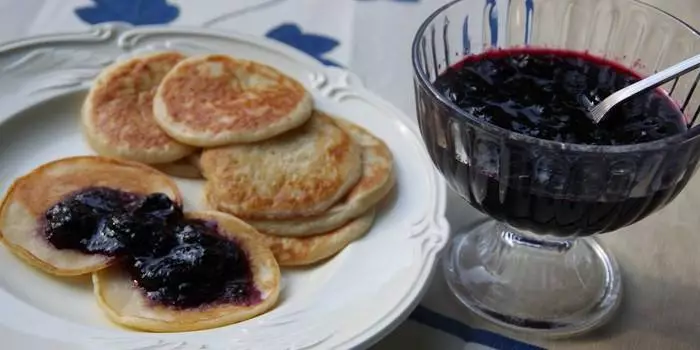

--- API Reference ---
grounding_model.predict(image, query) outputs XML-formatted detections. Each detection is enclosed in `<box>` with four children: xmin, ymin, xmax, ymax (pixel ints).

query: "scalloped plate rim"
<box><xmin>0</xmin><ymin>23</ymin><xmax>451</xmax><ymax>350</ymax></box>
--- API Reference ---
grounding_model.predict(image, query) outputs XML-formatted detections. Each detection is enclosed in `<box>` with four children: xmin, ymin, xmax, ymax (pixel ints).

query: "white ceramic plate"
<box><xmin>0</xmin><ymin>23</ymin><xmax>449</xmax><ymax>350</ymax></box>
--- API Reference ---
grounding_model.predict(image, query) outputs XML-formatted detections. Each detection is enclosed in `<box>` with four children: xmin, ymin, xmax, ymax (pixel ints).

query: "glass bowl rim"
<box><xmin>411</xmin><ymin>0</ymin><xmax>700</xmax><ymax>154</ymax></box>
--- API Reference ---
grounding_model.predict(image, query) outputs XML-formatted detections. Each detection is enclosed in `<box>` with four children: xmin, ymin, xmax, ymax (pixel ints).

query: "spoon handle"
<box><xmin>590</xmin><ymin>53</ymin><xmax>700</xmax><ymax>124</ymax></box>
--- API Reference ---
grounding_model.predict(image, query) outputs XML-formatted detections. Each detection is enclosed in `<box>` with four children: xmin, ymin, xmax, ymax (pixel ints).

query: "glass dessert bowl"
<box><xmin>412</xmin><ymin>0</ymin><xmax>700</xmax><ymax>337</ymax></box>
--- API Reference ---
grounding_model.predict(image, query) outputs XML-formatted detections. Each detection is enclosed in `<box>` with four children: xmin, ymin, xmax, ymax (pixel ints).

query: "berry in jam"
<box><xmin>42</xmin><ymin>187</ymin><xmax>260</xmax><ymax>308</ymax></box>
<box><xmin>428</xmin><ymin>48</ymin><xmax>690</xmax><ymax>236</ymax></box>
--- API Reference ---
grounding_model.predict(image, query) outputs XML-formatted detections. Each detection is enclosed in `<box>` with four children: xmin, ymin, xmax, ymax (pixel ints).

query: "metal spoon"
<box><xmin>589</xmin><ymin>53</ymin><xmax>700</xmax><ymax>124</ymax></box>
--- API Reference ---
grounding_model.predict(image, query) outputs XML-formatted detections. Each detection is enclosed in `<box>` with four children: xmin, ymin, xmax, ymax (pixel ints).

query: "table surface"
<box><xmin>2</xmin><ymin>0</ymin><xmax>700</xmax><ymax>349</ymax></box>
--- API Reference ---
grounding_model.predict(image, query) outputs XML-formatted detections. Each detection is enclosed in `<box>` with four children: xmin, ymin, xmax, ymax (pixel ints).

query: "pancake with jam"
<box><xmin>153</xmin><ymin>54</ymin><xmax>313</xmax><ymax>147</ymax></box>
<box><xmin>247</xmin><ymin>118</ymin><xmax>394</xmax><ymax>236</ymax></box>
<box><xmin>93</xmin><ymin>211</ymin><xmax>280</xmax><ymax>332</ymax></box>
<box><xmin>201</xmin><ymin>111</ymin><xmax>363</xmax><ymax>219</ymax></box>
<box><xmin>82</xmin><ymin>52</ymin><xmax>195</xmax><ymax>164</ymax></box>
<box><xmin>0</xmin><ymin>156</ymin><xmax>182</xmax><ymax>276</ymax></box>
<box><xmin>254</xmin><ymin>208</ymin><xmax>376</xmax><ymax>266</ymax></box>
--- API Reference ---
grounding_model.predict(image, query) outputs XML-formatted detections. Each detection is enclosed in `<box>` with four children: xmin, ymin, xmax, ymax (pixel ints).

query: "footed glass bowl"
<box><xmin>412</xmin><ymin>0</ymin><xmax>700</xmax><ymax>337</ymax></box>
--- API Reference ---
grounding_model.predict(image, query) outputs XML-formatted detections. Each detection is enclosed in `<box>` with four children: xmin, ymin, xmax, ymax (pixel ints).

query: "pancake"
<box><xmin>201</xmin><ymin>111</ymin><xmax>363</xmax><ymax>219</ymax></box>
<box><xmin>93</xmin><ymin>211</ymin><xmax>280</xmax><ymax>332</ymax></box>
<box><xmin>82</xmin><ymin>52</ymin><xmax>195</xmax><ymax>164</ymax></box>
<box><xmin>255</xmin><ymin>208</ymin><xmax>375</xmax><ymax>266</ymax></box>
<box><xmin>153</xmin><ymin>153</ymin><xmax>203</xmax><ymax>179</ymax></box>
<box><xmin>153</xmin><ymin>54</ymin><xmax>313</xmax><ymax>147</ymax></box>
<box><xmin>248</xmin><ymin>118</ymin><xmax>394</xmax><ymax>236</ymax></box>
<box><xmin>0</xmin><ymin>156</ymin><xmax>182</xmax><ymax>276</ymax></box>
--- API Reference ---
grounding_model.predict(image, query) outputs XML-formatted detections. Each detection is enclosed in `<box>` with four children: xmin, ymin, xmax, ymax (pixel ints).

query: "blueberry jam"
<box><xmin>435</xmin><ymin>48</ymin><xmax>687</xmax><ymax>145</ymax></box>
<box><xmin>44</xmin><ymin>187</ymin><xmax>141</xmax><ymax>254</ymax></box>
<box><xmin>425</xmin><ymin>49</ymin><xmax>693</xmax><ymax>237</ymax></box>
<box><xmin>43</xmin><ymin>187</ymin><xmax>260</xmax><ymax>308</ymax></box>
<box><xmin>129</xmin><ymin>219</ymin><xmax>260</xmax><ymax>308</ymax></box>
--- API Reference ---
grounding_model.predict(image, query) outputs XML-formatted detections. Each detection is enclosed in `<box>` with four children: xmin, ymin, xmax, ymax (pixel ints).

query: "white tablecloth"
<box><xmin>2</xmin><ymin>0</ymin><xmax>700</xmax><ymax>349</ymax></box>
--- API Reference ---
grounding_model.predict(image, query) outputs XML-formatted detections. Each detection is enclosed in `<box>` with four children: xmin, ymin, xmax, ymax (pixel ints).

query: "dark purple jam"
<box><xmin>427</xmin><ymin>48</ymin><xmax>692</xmax><ymax>237</ymax></box>
<box><xmin>129</xmin><ymin>219</ymin><xmax>261</xmax><ymax>308</ymax></box>
<box><xmin>42</xmin><ymin>187</ymin><xmax>260</xmax><ymax>308</ymax></box>
<box><xmin>435</xmin><ymin>48</ymin><xmax>687</xmax><ymax>145</ymax></box>
<box><xmin>43</xmin><ymin>187</ymin><xmax>140</xmax><ymax>253</ymax></box>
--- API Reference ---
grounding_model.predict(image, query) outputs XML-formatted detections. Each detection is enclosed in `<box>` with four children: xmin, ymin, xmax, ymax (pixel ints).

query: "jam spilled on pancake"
<box><xmin>129</xmin><ymin>219</ymin><xmax>261</xmax><ymax>308</ymax></box>
<box><xmin>44</xmin><ymin>187</ymin><xmax>141</xmax><ymax>253</ymax></box>
<box><xmin>435</xmin><ymin>48</ymin><xmax>687</xmax><ymax>145</ymax></box>
<box><xmin>43</xmin><ymin>187</ymin><xmax>260</xmax><ymax>308</ymax></box>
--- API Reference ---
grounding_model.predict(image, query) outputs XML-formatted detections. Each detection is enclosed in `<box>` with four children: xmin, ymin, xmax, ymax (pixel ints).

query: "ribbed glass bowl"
<box><xmin>412</xmin><ymin>0</ymin><xmax>700</xmax><ymax>337</ymax></box>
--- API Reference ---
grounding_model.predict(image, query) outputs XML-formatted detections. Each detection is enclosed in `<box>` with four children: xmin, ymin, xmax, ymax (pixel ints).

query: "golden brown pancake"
<box><xmin>254</xmin><ymin>208</ymin><xmax>376</xmax><ymax>266</ymax></box>
<box><xmin>93</xmin><ymin>211</ymin><xmax>280</xmax><ymax>332</ymax></box>
<box><xmin>82</xmin><ymin>52</ymin><xmax>195</xmax><ymax>164</ymax></box>
<box><xmin>0</xmin><ymin>156</ymin><xmax>182</xmax><ymax>276</ymax></box>
<box><xmin>153</xmin><ymin>152</ymin><xmax>203</xmax><ymax>179</ymax></box>
<box><xmin>153</xmin><ymin>54</ymin><xmax>313</xmax><ymax>147</ymax></box>
<box><xmin>248</xmin><ymin>118</ymin><xmax>394</xmax><ymax>236</ymax></box>
<box><xmin>201</xmin><ymin>111</ymin><xmax>363</xmax><ymax>219</ymax></box>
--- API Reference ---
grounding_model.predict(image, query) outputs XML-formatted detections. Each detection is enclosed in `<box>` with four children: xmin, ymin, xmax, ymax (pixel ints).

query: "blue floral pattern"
<box><xmin>266</xmin><ymin>23</ymin><xmax>341</xmax><ymax>67</ymax></box>
<box><xmin>75</xmin><ymin>0</ymin><xmax>179</xmax><ymax>25</ymax></box>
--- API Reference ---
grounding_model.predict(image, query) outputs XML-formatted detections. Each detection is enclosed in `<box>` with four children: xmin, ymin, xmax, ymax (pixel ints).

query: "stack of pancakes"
<box><xmin>81</xmin><ymin>51</ymin><xmax>395</xmax><ymax>266</ymax></box>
